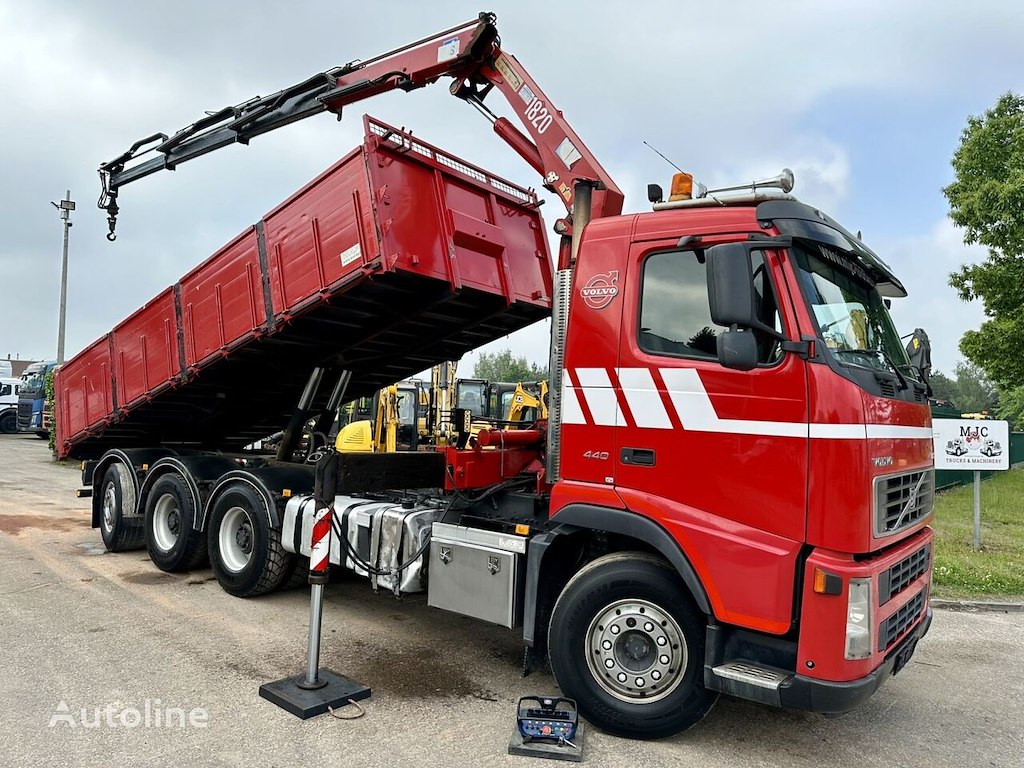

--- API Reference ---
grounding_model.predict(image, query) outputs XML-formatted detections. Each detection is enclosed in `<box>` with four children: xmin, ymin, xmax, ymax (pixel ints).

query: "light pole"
<box><xmin>51</xmin><ymin>191</ymin><xmax>75</xmax><ymax>364</ymax></box>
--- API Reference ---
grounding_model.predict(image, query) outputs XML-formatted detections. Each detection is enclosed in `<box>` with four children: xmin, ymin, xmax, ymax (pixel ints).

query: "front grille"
<box><xmin>16</xmin><ymin>401</ymin><xmax>32</xmax><ymax>430</ymax></box>
<box><xmin>878</xmin><ymin>543</ymin><xmax>932</xmax><ymax>605</ymax></box>
<box><xmin>878</xmin><ymin>590</ymin><xmax>925</xmax><ymax>653</ymax></box>
<box><xmin>874</xmin><ymin>469</ymin><xmax>935</xmax><ymax>537</ymax></box>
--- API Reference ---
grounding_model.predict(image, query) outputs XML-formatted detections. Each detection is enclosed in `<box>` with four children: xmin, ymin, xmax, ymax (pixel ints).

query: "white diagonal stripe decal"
<box><xmin>575</xmin><ymin>368</ymin><xmax>622</xmax><ymax>427</ymax></box>
<box><xmin>616</xmin><ymin>367</ymin><xmax>671</xmax><ymax>429</ymax></box>
<box><xmin>562</xmin><ymin>366</ymin><xmax>933</xmax><ymax>441</ymax></box>
<box><xmin>660</xmin><ymin>368</ymin><xmax>807</xmax><ymax>438</ymax></box>
<box><xmin>560</xmin><ymin>375</ymin><xmax>586</xmax><ymax>425</ymax></box>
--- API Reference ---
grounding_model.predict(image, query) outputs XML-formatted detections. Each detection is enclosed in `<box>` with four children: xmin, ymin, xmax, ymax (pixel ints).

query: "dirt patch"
<box><xmin>119</xmin><ymin>570</ymin><xmax>179</xmax><ymax>585</ymax></box>
<box><xmin>0</xmin><ymin>514</ymin><xmax>88</xmax><ymax>535</ymax></box>
<box><xmin>186</xmin><ymin>576</ymin><xmax>218</xmax><ymax>586</ymax></box>
<box><xmin>339</xmin><ymin>639</ymin><xmax>501</xmax><ymax>701</ymax></box>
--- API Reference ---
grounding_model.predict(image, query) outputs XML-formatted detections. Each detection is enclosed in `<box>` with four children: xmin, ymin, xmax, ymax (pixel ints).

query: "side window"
<box><xmin>638</xmin><ymin>249</ymin><xmax>783</xmax><ymax>365</ymax></box>
<box><xmin>0</xmin><ymin>384</ymin><xmax>9</xmax><ymax>396</ymax></box>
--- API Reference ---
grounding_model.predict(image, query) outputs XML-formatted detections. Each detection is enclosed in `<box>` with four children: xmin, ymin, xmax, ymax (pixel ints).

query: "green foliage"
<box><xmin>45</xmin><ymin>369</ymin><xmax>55</xmax><ymax>454</ymax></box>
<box><xmin>944</xmin><ymin>93</ymin><xmax>1024</xmax><ymax>256</ymax></box>
<box><xmin>997</xmin><ymin>385</ymin><xmax>1024</xmax><ymax>431</ymax></box>
<box><xmin>929</xmin><ymin>361</ymin><xmax>999</xmax><ymax>413</ymax></box>
<box><xmin>931</xmin><ymin>469</ymin><xmax>1024</xmax><ymax>598</ymax></box>
<box><xmin>473</xmin><ymin>349</ymin><xmax>546</xmax><ymax>383</ymax></box>
<box><xmin>944</xmin><ymin>93</ymin><xmax>1024</xmax><ymax>390</ymax></box>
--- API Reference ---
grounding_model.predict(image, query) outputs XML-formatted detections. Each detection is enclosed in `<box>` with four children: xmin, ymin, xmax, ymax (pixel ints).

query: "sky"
<box><xmin>1</xmin><ymin>0</ymin><xmax>1021</xmax><ymax>379</ymax></box>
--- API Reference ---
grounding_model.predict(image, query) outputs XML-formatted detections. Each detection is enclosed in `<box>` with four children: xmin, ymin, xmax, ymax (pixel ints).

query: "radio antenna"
<box><xmin>643</xmin><ymin>141</ymin><xmax>684</xmax><ymax>173</ymax></box>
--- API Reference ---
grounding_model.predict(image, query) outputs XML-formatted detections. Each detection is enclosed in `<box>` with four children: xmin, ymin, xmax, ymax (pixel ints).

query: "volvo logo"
<box><xmin>580</xmin><ymin>270</ymin><xmax>620</xmax><ymax>310</ymax></box>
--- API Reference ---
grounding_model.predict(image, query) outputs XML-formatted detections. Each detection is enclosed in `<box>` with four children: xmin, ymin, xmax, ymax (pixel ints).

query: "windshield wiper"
<box><xmin>835</xmin><ymin>348</ymin><xmax>909</xmax><ymax>390</ymax></box>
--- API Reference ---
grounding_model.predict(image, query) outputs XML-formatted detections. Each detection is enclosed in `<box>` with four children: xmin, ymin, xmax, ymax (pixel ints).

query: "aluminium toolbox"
<box><xmin>427</xmin><ymin>522</ymin><xmax>528</xmax><ymax>628</ymax></box>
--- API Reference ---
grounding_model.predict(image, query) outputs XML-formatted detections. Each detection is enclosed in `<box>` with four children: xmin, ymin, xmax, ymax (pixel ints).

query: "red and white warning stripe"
<box><xmin>310</xmin><ymin>507</ymin><xmax>332</xmax><ymax>573</ymax></box>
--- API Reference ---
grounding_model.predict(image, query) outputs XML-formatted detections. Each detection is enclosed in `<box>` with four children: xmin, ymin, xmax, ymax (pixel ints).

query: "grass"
<box><xmin>931</xmin><ymin>468</ymin><xmax>1024</xmax><ymax>599</ymax></box>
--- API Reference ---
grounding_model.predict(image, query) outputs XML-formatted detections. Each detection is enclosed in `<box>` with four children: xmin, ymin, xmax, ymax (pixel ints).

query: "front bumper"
<box><xmin>779</xmin><ymin>606</ymin><xmax>932</xmax><ymax>713</ymax></box>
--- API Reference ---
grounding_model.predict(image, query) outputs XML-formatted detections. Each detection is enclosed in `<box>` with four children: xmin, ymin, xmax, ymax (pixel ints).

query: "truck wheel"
<box><xmin>0</xmin><ymin>412</ymin><xmax>16</xmax><ymax>434</ymax></box>
<box><xmin>207</xmin><ymin>484</ymin><xmax>293</xmax><ymax>597</ymax></box>
<box><xmin>548</xmin><ymin>552</ymin><xmax>717</xmax><ymax>739</ymax></box>
<box><xmin>98</xmin><ymin>464</ymin><xmax>145</xmax><ymax>552</ymax></box>
<box><xmin>144</xmin><ymin>474</ymin><xmax>208</xmax><ymax>572</ymax></box>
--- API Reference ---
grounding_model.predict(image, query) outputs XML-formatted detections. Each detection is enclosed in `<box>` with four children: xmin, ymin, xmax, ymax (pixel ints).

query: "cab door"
<box><xmin>612</xmin><ymin>239</ymin><xmax>809</xmax><ymax>631</ymax></box>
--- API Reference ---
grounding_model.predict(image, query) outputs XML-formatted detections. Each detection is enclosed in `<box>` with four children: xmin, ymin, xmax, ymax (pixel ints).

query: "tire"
<box><xmin>0</xmin><ymin>412</ymin><xmax>16</xmax><ymax>434</ymax></box>
<box><xmin>98</xmin><ymin>464</ymin><xmax>145</xmax><ymax>552</ymax></box>
<box><xmin>144</xmin><ymin>473</ymin><xmax>208</xmax><ymax>572</ymax></box>
<box><xmin>207</xmin><ymin>484</ymin><xmax>294</xmax><ymax>597</ymax></box>
<box><xmin>548</xmin><ymin>552</ymin><xmax>717</xmax><ymax>739</ymax></box>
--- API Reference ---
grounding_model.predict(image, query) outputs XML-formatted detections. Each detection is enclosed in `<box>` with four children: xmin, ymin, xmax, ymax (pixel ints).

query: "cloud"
<box><xmin>881</xmin><ymin>218</ymin><xmax>988</xmax><ymax>374</ymax></box>
<box><xmin>2</xmin><ymin>0</ymin><xmax>1021</xmax><ymax>372</ymax></box>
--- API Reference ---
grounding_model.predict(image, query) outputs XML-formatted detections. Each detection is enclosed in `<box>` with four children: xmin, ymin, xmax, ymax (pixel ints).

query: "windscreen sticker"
<box><xmin>494</xmin><ymin>54</ymin><xmax>523</xmax><ymax>91</ymax></box>
<box><xmin>340</xmin><ymin>243</ymin><xmax>362</xmax><ymax>267</ymax></box>
<box><xmin>517</xmin><ymin>83</ymin><xmax>536</xmax><ymax>105</ymax></box>
<box><xmin>437</xmin><ymin>38</ymin><xmax>460</xmax><ymax>62</ymax></box>
<box><xmin>556</xmin><ymin>137</ymin><xmax>582</xmax><ymax>169</ymax></box>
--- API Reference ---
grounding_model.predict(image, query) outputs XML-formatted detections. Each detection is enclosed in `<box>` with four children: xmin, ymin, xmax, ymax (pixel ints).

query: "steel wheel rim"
<box><xmin>152</xmin><ymin>493</ymin><xmax>181</xmax><ymax>552</ymax></box>
<box><xmin>585</xmin><ymin>598</ymin><xmax>687</xmax><ymax>703</ymax></box>
<box><xmin>219</xmin><ymin>506</ymin><xmax>254</xmax><ymax>573</ymax></box>
<box><xmin>101</xmin><ymin>482</ymin><xmax>117</xmax><ymax>533</ymax></box>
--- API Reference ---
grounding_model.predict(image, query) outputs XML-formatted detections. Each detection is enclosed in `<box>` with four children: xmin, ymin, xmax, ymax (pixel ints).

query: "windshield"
<box><xmin>20</xmin><ymin>372</ymin><xmax>45</xmax><ymax>394</ymax></box>
<box><xmin>397</xmin><ymin>389</ymin><xmax>417</xmax><ymax>425</ymax></box>
<box><xmin>456</xmin><ymin>382</ymin><xmax>486</xmax><ymax>417</ymax></box>
<box><xmin>793</xmin><ymin>244</ymin><xmax>915</xmax><ymax>380</ymax></box>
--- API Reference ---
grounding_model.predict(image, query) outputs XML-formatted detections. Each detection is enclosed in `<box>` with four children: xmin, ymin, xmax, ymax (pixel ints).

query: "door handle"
<box><xmin>620</xmin><ymin>447</ymin><xmax>656</xmax><ymax>466</ymax></box>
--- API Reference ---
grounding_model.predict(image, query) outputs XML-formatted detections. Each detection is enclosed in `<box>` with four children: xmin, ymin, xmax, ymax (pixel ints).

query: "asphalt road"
<box><xmin>1</xmin><ymin>433</ymin><xmax>1022</xmax><ymax>767</ymax></box>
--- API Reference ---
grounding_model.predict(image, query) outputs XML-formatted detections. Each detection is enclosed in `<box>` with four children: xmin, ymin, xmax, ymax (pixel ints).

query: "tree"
<box><xmin>473</xmin><ymin>349</ymin><xmax>546</xmax><ymax>382</ymax></box>
<box><xmin>928</xmin><ymin>370</ymin><xmax>957</xmax><ymax>405</ymax></box>
<box><xmin>943</xmin><ymin>93</ymin><xmax>1024</xmax><ymax>389</ymax></box>
<box><xmin>998</xmin><ymin>386</ymin><xmax>1024</xmax><ymax>431</ymax></box>
<box><xmin>928</xmin><ymin>362</ymin><xmax>998</xmax><ymax>413</ymax></box>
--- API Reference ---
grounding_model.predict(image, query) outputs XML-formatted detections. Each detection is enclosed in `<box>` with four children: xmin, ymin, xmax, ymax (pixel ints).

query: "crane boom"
<box><xmin>97</xmin><ymin>12</ymin><xmax>623</xmax><ymax>242</ymax></box>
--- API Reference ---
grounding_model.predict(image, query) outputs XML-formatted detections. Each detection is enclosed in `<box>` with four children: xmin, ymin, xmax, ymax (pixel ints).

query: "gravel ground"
<box><xmin>1</xmin><ymin>433</ymin><xmax>1022</xmax><ymax>767</ymax></box>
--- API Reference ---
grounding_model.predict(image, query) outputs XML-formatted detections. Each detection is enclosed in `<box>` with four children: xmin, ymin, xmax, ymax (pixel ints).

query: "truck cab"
<box><xmin>1</xmin><ymin>377</ymin><xmax>20</xmax><ymax>433</ymax></box>
<box><xmin>18</xmin><ymin>360</ymin><xmax>57</xmax><ymax>436</ymax></box>
<box><xmin>547</xmin><ymin>196</ymin><xmax>933</xmax><ymax>719</ymax></box>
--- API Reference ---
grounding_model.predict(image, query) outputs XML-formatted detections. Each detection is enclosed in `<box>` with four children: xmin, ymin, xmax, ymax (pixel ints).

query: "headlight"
<box><xmin>845</xmin><ymin>577</ymin><xmax>873</xmax><ymax>660</ymax></box>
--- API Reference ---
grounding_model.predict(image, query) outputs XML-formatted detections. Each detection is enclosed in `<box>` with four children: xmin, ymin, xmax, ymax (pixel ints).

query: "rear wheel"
<box><xmin>548</xmin><ymin>552</ymin><xmax>717</xmax><ymax>739</ymax></box>
<box><xmin>207</xmin><ymin>484</ymin><xmax>293</xmax><ymax>597</ymax></box>
<box><xmin>144</xmin><ymin>473</ymin><xmax>208</xmax><ymax>572</ymax></box>
<box><xmin>98</xmin><ymin>464</ymin><xmax>145</xmax><ymax>552</ymax></box>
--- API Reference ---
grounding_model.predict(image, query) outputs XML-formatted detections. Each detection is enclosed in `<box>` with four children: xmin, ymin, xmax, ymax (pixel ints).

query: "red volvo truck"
<box><xmin>59</xmin><ymin>13</ymin><xmax>935</xmax><ymax>738</ymax></box>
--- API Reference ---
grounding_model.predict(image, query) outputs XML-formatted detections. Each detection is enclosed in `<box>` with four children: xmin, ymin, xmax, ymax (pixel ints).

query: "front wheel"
<box><xmin>548</xmin><ymin>552</ymin><xmax>717</xmax><ymax>739</ymax></box>
<box><xmin>207</xmin><ymin>484</ymin><xmax>293</xmax><ymax>597</ymax></box>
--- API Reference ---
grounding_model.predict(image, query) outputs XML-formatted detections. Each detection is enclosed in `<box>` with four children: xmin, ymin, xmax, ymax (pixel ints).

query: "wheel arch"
<box><xmin>90</xmin><ymin>448</ymin><xmax>177</xmax><ymax>527</ymax></box>
<box><xmin>139</xmin><ymin>455</ymin><xmax>239</xmax><ymax>532</ymax></box>
<box><xmin>524</xmin><ymin>504</ymin><xmax>713</xmax><ymax>653</ymax></box>
<box><xmin>202</xmin><ymin>465</ymin><xmax>315</xmax><ymax>532</ymax></box>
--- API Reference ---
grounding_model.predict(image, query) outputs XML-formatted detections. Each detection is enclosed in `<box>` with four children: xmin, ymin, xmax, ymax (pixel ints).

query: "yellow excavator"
<box><xmin>335</xmin><ymin>382</ymin><xmax>420</xmax><ymax>453</ymax></box>
<box><xmin>507</xmin><ymin>380</ymin><xmax>548</xmax><ymax>424</ymax></box>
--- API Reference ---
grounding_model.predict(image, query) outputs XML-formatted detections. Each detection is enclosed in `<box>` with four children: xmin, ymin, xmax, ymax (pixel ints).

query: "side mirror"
<box><xmin>705</xmin><ymin>242</ymin><xmax>757</xmax><ymax>328</ymax></box>
<box><xmin>717</xmin><ymin>330</ymin><xmax>759</xmax><ymax>371</ymax></box>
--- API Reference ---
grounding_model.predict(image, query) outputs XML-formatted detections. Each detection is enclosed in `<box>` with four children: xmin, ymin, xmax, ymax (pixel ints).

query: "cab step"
<box><xmin>707</xmin><ymin>660</ymin><xmax>793</xmax><ymax>706</ymax></box>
